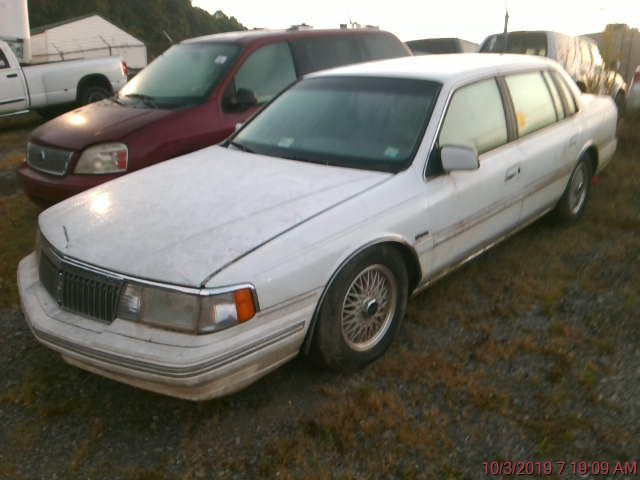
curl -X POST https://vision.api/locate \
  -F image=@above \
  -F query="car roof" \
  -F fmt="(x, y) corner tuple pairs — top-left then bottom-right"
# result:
(183, 28), (391, 46)
(307, 53), (556, 83)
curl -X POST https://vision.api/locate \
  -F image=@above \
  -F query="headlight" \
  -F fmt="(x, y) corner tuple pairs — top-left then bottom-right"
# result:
(117, 283), (258, 334)
(74, 143), (128, 174)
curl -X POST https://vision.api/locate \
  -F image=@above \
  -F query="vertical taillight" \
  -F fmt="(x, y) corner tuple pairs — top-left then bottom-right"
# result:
(122, 61), (129, 79)
(634, 70), (640, 86)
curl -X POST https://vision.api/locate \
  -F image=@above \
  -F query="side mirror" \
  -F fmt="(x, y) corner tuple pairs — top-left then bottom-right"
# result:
(441, 145), (480, 172)
(224, 88), (258, 112)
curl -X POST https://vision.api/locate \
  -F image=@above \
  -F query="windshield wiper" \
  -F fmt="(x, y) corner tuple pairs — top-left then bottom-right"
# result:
(226, 140), (254, 153)
(124, 93), (159, 109)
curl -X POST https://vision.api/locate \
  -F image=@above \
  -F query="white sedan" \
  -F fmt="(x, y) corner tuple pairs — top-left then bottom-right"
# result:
(18, 54), (618, 400)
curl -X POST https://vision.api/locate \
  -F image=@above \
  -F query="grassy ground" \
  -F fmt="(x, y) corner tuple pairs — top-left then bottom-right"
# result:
(0, 115), (42, 309)
(0, 117), (638, 479)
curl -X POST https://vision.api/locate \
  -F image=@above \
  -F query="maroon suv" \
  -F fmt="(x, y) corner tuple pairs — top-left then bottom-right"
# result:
(18, 28), (410, 204)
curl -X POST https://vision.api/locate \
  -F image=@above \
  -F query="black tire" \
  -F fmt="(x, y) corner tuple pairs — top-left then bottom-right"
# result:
(309, 246), (409, 371)
(552, 156), (593, 224)
(79, 85), (111, 105)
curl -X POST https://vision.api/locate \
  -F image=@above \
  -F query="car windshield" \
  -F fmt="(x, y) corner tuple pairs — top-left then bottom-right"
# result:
(231, 76), (440, 173)
(480, 32), (548, 56)
(117, 42), (240, 109)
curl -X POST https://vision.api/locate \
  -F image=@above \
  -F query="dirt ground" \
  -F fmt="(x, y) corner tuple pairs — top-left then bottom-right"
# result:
(0, 115), (638, 480)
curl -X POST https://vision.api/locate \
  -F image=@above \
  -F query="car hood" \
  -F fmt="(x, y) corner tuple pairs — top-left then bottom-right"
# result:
(30, 100), (175, 151)
(39, 146), (391, 286)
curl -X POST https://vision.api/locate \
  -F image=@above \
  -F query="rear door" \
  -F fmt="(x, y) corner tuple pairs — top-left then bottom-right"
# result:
(423, 77), (524, 275)
(0, 45), (28, 114)
(506, 69), (578, 220)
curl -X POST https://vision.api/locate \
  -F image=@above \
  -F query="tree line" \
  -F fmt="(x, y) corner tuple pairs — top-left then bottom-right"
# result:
(29, 0), (246, 58)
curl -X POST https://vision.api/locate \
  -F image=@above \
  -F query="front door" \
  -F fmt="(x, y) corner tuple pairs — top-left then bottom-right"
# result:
(422, 77), (523, 277)
(0, 47), (28, 114)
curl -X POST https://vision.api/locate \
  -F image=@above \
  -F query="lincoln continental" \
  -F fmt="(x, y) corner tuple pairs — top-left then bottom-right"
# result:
(18, 54), (618, 400)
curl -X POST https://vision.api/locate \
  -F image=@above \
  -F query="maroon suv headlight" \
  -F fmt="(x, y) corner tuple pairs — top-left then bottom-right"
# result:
(74, 143), (128, 174)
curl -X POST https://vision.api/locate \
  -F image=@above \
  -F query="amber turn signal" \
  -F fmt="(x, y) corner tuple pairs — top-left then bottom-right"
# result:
(234, 288), (256, 322)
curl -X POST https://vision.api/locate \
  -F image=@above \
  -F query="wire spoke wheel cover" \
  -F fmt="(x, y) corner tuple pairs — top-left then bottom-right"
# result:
(340, 264), (398, 352)
(569, 162), (587, 215)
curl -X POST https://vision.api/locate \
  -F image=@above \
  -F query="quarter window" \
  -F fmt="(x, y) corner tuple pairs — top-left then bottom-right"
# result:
(439, 78), (508, 155)
(506, 71), (557, 136)
(543, 70), (565, 120)
(552, 71), (578, 115)
(233, 43), (297, 105)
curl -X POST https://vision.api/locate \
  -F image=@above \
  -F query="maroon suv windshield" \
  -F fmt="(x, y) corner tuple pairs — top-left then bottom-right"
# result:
(117, 42), (240, 109)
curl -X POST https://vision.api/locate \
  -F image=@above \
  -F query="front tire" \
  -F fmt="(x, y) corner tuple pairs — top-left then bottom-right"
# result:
(310, 247), (408, 371)
(552, 157), (593, 224)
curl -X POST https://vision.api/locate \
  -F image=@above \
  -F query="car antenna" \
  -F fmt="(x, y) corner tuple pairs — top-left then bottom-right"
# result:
(503, 1), (510, 53)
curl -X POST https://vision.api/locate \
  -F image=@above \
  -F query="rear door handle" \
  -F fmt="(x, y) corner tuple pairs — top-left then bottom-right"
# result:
(505, 165), (520, 181)
(6, 73), (18, 78)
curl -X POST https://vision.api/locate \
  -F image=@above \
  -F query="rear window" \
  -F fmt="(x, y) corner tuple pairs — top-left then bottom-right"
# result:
(407, 39), (459, 55)
(290, 33), (407, 75)
(291, 36), (364, 75)
(480, 32), (548, 56)
(360, 33), (410, 60)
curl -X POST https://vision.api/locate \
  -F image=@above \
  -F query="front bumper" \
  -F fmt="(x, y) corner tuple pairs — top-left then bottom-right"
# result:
(17, 164), (122, 205)
(18, 253), (315, 400)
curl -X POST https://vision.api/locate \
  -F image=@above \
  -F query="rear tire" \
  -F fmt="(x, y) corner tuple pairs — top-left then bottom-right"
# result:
(310, 247), (408, 371)
(79, 85), (111, 105)
(552, 157), (593, 224)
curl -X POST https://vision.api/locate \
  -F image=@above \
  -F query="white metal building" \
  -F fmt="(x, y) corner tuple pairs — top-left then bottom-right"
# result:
(30, 14), (147, 69)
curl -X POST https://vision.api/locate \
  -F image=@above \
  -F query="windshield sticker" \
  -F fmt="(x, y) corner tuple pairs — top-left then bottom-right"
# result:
(214, 55), (228, 64)
(278, 137), (295, 148)
(384, 147), (399, 158)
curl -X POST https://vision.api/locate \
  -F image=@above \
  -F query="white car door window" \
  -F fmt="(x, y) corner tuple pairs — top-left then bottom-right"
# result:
(439, 78), (508, 154)
(506, 72), (557, 136)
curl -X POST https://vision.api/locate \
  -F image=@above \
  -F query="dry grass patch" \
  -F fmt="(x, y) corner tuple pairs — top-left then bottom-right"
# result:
(0, 151), (25, 171)
(0, 193), (41, 308)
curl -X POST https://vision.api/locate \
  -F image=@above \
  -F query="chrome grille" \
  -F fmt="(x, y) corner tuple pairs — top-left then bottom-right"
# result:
(39, 245), (124, 323)
(27, 142), (74, 176)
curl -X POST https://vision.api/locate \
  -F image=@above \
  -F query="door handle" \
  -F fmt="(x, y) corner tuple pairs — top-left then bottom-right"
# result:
(505, 165), (520, 181)
(6, 73), (18, 78)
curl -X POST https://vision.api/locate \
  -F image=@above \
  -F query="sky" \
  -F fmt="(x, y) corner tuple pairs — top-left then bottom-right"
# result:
(193, 0), (639, 44)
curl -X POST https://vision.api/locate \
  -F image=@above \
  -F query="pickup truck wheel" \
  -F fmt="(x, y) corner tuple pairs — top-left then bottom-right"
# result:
(552, 157), (592, 224)
(79, 85), (111, 105)
(310, 247), (408, 371)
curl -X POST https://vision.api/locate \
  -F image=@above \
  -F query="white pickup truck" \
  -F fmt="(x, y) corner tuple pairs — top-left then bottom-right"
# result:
(0, 39), (127, 118)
